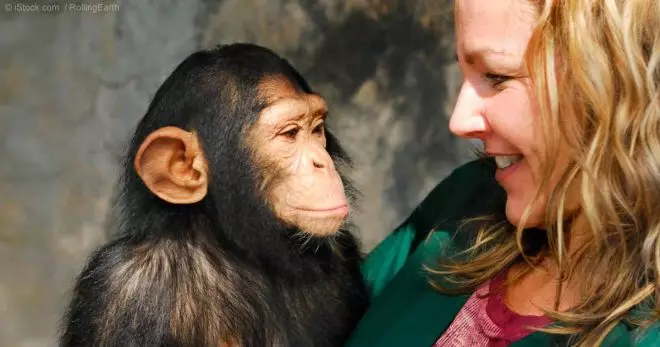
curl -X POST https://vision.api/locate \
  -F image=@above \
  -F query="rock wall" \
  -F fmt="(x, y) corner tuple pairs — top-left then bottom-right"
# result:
(0, 0), (474, 345)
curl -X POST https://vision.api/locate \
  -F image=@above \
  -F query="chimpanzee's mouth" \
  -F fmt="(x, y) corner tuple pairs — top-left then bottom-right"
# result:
(297, 204), (349, 217)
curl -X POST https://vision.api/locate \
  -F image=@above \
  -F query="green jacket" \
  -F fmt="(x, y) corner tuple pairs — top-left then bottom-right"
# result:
(346, 159), (659, 347)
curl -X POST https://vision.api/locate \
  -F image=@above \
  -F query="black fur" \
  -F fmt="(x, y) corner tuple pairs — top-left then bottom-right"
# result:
(59, 43), (369, 347)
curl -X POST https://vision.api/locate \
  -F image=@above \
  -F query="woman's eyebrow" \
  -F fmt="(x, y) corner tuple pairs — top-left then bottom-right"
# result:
(460, 47), (509, 65)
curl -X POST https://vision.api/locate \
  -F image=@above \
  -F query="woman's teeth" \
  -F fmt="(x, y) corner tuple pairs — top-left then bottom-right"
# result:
(494, 155), (523, 169)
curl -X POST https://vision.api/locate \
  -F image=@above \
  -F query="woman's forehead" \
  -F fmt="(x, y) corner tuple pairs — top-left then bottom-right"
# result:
(455, 0), (537, 59)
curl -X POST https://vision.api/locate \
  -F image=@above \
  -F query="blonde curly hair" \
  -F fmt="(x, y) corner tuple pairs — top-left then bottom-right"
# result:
(430, 0), (660, 345)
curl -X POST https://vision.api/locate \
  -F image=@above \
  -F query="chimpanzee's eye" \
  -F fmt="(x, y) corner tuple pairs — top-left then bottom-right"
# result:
(281, 127), (299, 139)
(312, 123), (324, 135)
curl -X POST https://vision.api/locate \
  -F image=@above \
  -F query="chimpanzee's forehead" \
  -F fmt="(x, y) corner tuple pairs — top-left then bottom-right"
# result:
(260, 94), (328, 121)
(258, 75), (304, 99)
(257, 76), (327, 113)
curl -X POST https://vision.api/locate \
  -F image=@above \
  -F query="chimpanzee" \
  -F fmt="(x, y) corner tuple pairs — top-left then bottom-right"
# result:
(58, 43), (369, 347)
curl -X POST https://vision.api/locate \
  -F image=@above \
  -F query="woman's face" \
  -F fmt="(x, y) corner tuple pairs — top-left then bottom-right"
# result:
(451, 0), (560, 228)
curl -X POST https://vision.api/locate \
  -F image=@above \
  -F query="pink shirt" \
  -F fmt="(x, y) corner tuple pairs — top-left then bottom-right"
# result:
(434, 272), (552, 346)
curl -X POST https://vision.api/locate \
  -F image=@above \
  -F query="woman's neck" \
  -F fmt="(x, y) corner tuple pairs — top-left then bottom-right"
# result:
(504, 213), (592, 316)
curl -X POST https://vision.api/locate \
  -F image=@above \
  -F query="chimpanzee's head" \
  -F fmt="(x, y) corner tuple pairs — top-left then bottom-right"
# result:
(124, 43), (353, 239)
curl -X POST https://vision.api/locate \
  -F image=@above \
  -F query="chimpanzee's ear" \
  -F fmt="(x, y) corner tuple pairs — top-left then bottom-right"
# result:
(134, 126), (209, 204)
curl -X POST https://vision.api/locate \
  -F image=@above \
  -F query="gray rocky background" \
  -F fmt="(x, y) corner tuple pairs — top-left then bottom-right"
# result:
(0, 0), (476, 345)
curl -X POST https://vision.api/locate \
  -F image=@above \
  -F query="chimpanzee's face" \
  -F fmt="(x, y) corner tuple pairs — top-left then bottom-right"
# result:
(132, 76), (349, 237)
(249, 78), (349, 236)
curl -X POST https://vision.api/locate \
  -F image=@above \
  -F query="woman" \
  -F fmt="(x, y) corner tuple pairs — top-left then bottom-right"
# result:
(346, 0), (659, 346)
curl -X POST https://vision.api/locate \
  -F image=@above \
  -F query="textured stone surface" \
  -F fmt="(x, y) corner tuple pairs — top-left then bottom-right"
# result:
(0, 0), (475, 345)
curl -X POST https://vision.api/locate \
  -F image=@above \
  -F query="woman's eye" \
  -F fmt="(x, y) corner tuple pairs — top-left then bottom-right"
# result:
(485, 73), (512, 87)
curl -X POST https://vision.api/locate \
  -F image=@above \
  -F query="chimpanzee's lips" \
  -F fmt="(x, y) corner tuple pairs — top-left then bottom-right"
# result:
(298, 204), (349, 217)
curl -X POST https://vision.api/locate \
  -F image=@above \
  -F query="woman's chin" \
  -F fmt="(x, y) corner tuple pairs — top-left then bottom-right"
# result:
(505, 198), (544, 229)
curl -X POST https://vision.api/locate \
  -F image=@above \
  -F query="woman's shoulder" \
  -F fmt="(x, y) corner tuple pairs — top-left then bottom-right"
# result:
(361, 158), (505, 299)
(418, 158), (506, 246)
(633, 322), (660, 346)
(405, 157), (503, 234)
(600, 320), (660, 346)
(627, 312), (660, 346)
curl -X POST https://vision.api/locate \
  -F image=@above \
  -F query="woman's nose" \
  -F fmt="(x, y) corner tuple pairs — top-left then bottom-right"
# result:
(449, 80), (490, 140)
